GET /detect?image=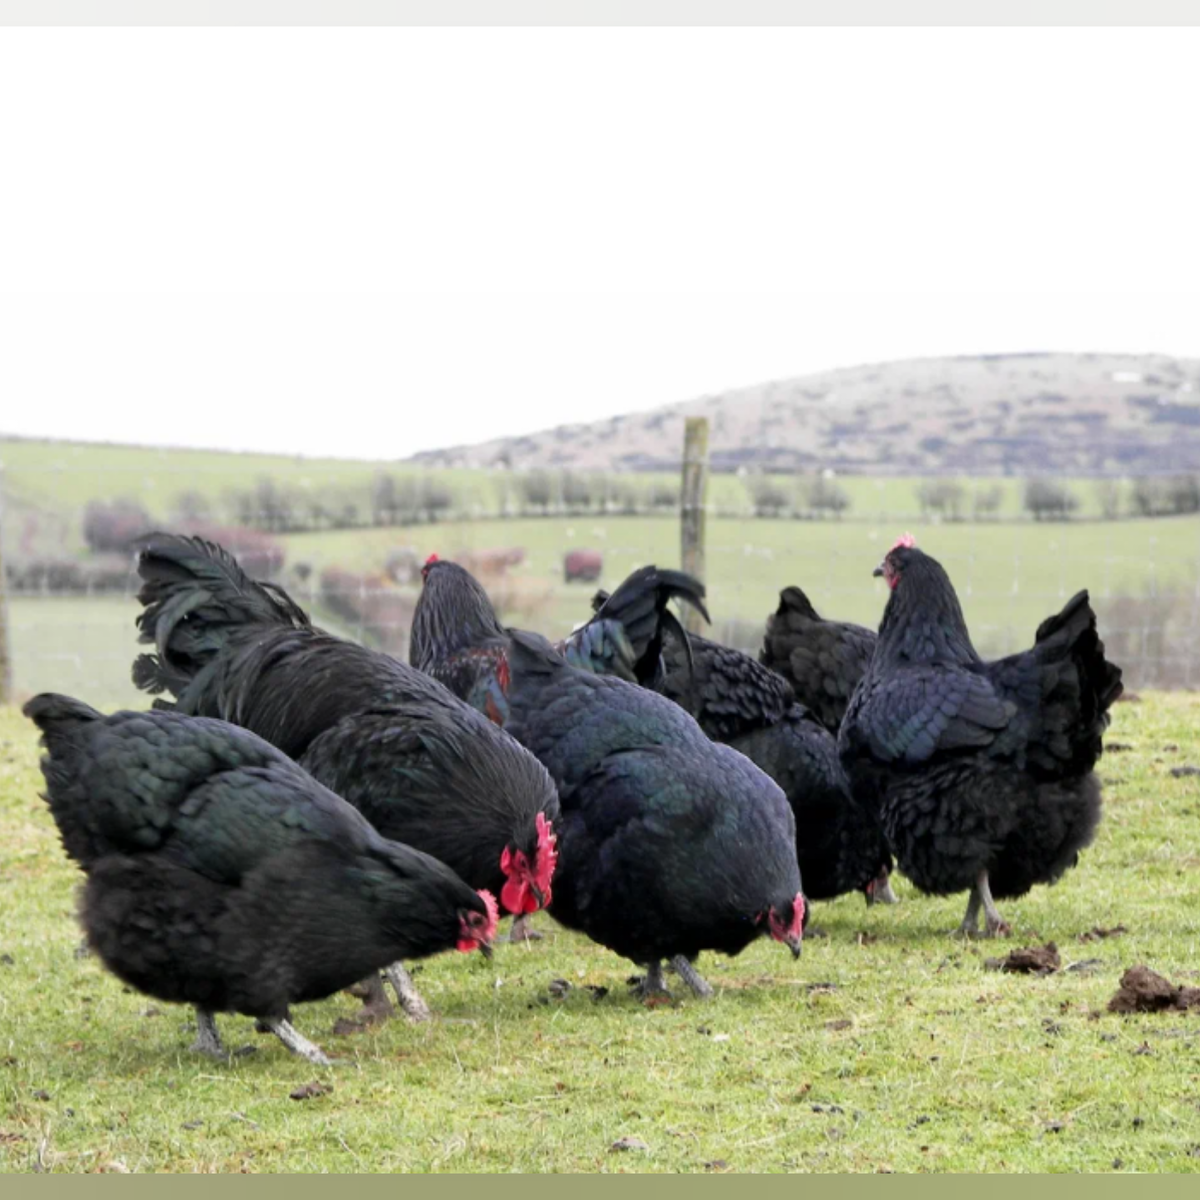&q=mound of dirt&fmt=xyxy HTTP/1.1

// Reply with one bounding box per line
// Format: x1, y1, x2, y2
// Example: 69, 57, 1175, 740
1107, 966, 1200, 1014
